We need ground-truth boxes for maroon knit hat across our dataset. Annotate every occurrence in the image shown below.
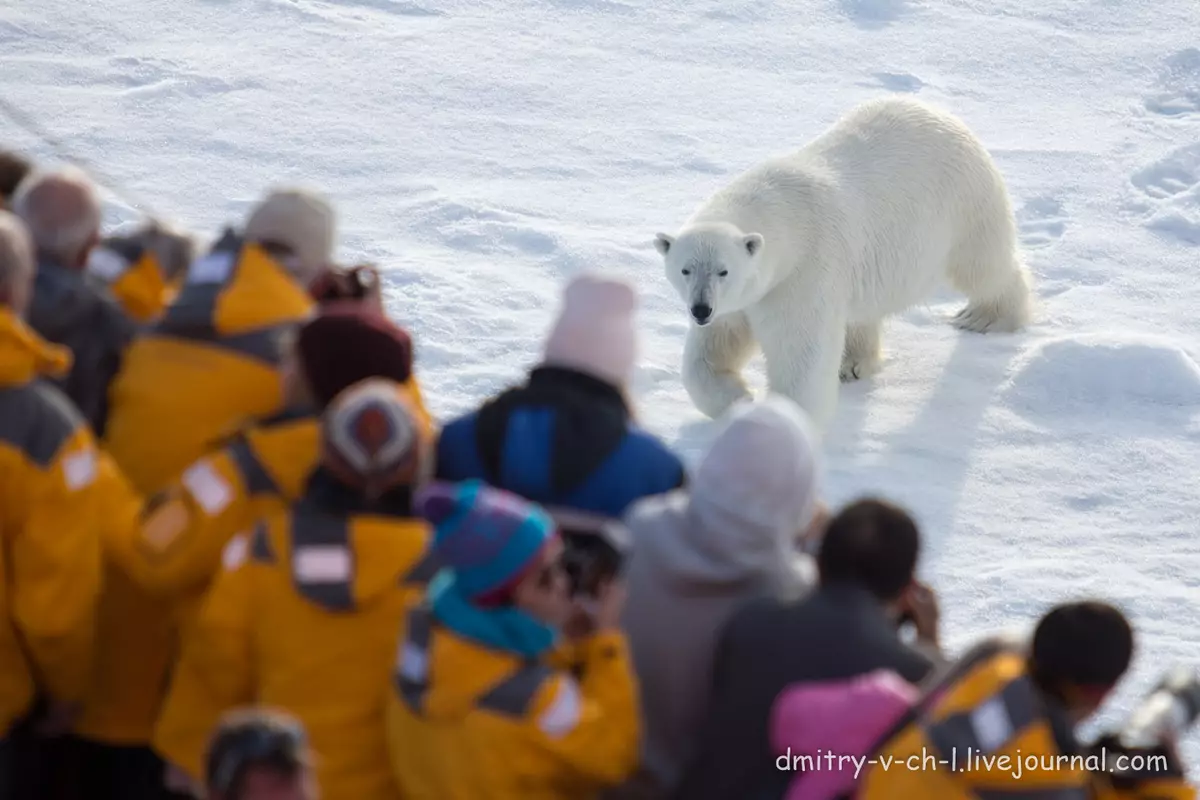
[295,303,414,410]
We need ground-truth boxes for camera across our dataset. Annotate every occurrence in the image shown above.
[1118,667,1200,749]
[310,264,379,304]
[546,507,631,598]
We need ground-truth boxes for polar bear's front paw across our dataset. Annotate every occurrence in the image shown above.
[839,353,883,382]
[684,370,753,419]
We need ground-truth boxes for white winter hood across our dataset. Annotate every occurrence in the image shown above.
[630,394,822,588]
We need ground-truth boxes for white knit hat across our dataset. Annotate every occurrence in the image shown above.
[542,272,639,388]
[244,188,336,283]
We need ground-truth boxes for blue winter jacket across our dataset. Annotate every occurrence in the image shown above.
[435,366,685,518]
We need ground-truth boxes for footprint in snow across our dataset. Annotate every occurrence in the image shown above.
[858,72,925,93]
[1016,197,1067,250]
[837,0,911,30]
[1130,144,1200,246]
[1131,143,1200,200]
[1144,48,1200,118]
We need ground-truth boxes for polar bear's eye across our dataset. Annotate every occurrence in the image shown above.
[682,269,691,276]
[718,270,729,277]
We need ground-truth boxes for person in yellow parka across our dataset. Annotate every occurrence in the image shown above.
[155,377,436,800]
[386,479,642,800]
[104,187,333,492]
[86,219,197,324]
[105,303,431,639]
[857,600,1195,800]
[0,212,104,796]
[76,188,331,793]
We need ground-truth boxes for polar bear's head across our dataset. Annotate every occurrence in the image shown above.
[653,222,764,326]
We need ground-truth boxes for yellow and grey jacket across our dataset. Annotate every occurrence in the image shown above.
[858,638,1197,800]
[104,229,315,495]
[105,378,432,637]
[385,606,641,800]
[88,235,181,324]
[0,309,104,735]
[154,480,434,800]
[79,231,315,746]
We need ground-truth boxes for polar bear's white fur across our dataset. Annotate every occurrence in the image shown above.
[654,96,1032,427]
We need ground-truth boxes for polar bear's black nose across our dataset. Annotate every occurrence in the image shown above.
[691,303,713,324]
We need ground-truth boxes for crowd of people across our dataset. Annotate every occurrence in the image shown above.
[0,147,1194,800]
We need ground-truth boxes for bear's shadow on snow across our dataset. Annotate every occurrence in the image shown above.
[828,328,1021,562]
[886,333,1019,557]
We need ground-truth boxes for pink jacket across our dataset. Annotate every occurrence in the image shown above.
[770,669,918,800]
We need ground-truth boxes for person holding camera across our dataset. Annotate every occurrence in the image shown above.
[386,479,641,800]
[434,272,685,520]
[674,498,941,800]
[858,600,1195,800]
[154,377,435,800]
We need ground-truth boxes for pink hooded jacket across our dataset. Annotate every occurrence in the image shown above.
[770,669,918,800]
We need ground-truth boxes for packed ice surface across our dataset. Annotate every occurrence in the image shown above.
[4,0,1200,769]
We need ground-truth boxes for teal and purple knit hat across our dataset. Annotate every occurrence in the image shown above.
[414,480,558,606]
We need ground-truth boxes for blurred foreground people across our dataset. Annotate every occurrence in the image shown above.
[203,709,317,800]
[0,150,32,210]
[386,479,641,799]
[73,188,331,799]
[157,378,433,800]
[104,186,333,491]
[610,394,824,799]
[13,166,136,436]
[674,498,940,800]
[435,272,685,517]
[88,219,197,323]
[0,211,104,798]
[859,600,1195,800]
[106,304,427,638]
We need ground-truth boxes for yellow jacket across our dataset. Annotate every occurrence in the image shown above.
[0,309,104,733]
[154,486,434,800]
[89,242,179,324]
[79,233,315,746]
[385,606,641,800]
[106,405,320,632]
[858,639,1197,800]
[104,231,315,494]
[105,378,432,638]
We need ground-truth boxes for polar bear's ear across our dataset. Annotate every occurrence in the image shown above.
[653,233,674,256]
[743,233,764,257]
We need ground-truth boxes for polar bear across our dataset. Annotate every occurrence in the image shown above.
[654,96,1032,427]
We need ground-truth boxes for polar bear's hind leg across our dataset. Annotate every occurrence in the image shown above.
[946,212,1033,334]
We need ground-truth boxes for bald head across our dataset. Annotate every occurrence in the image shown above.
[0,211,36,317]
[12,166,102,269]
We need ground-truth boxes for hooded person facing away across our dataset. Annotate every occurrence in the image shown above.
[155,377,435,800]
[434,272,685,519]
[608,394,823,800]
[69,188,330,797]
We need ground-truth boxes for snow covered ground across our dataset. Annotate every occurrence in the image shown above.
[5,0,1200,769]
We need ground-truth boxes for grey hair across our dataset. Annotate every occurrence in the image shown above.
[0,210,35,303]
[11,165,102,266]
